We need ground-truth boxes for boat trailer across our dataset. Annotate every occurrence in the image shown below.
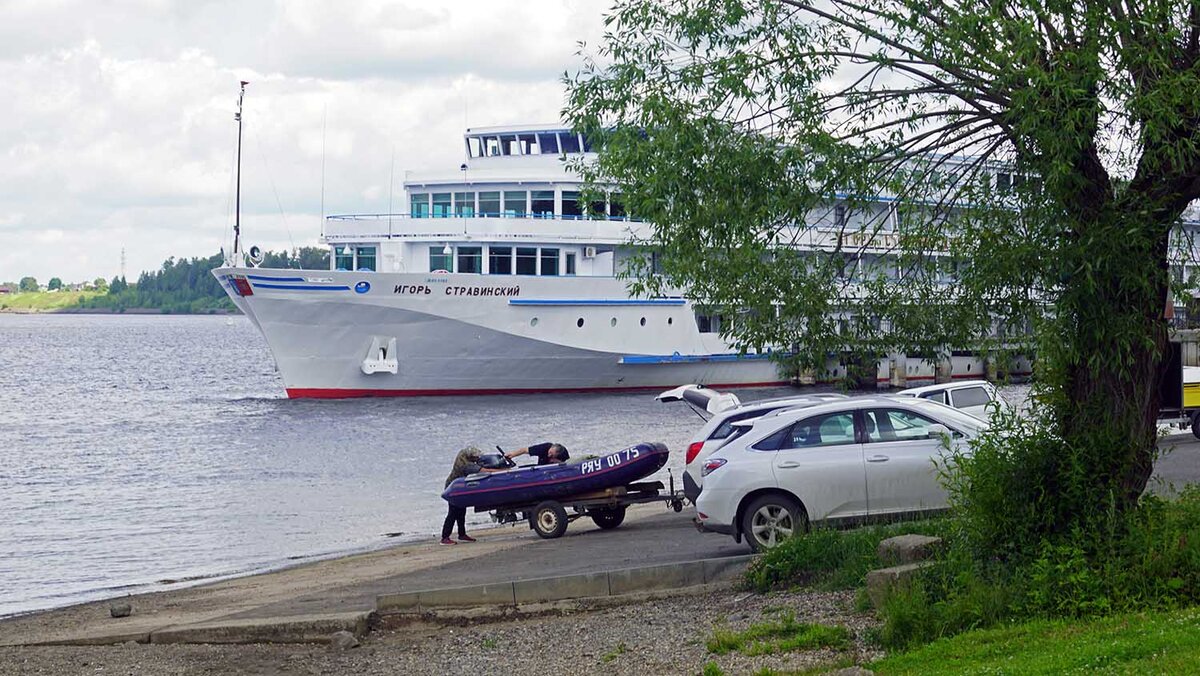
[481,473,686,539]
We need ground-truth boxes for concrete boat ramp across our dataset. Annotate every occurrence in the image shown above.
[0,507,753,647]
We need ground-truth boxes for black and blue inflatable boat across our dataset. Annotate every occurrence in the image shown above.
[442,442,670,510]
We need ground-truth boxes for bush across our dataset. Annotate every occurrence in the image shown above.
[744,520,945,593]
[876,487,1200,650]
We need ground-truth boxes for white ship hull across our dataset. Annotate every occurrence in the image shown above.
[215,266,786,398]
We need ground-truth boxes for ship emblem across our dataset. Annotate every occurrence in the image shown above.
[354,281,371,294]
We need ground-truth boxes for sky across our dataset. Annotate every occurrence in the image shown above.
[0,0,611,284]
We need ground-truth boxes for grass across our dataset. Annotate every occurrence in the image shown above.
[600,642,628,663]
[870,606,1200,675]
[0,290,104,311]
[706,613,851,656]
[743,519,945,592]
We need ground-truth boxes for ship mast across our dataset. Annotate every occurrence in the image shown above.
[233,81,248,263]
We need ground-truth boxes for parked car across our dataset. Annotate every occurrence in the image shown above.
[895,379,1010,420]
[694,396,987,552]
[656,385,847,504]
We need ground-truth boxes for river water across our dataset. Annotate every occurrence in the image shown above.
[1,313,773,617]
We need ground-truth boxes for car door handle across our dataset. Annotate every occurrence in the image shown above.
[867,455,889,463]
[777,461,801,469]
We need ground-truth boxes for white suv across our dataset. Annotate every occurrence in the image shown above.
[657,385,847,504]
[694,396,986,552]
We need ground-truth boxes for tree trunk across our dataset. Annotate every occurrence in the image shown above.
[1052,216,1169,523]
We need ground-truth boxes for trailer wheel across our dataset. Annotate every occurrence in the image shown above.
[1192,412,1200,440]
[590,506,627,530]
[532,501,569,539]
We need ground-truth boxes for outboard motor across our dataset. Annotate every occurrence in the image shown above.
[476,452,510,470]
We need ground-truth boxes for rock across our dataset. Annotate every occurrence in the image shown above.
[876,534,942,565]
[109,603,132,618]
[866,562,936,609]
[824,667,875,676]
[328,630,360,651]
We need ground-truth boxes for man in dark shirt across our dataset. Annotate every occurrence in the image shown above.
[505,442,570,465]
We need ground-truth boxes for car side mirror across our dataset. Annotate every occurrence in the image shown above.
[926,424,952,442]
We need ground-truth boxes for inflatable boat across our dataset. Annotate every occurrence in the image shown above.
[442,442,670,510]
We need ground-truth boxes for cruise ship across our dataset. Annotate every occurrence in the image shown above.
[213,124,796,397]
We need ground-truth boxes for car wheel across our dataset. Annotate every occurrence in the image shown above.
[532,501,569,539]
[590,506,626,530]
[740,494,806,553]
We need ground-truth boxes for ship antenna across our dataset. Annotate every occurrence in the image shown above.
[234,80,248,263]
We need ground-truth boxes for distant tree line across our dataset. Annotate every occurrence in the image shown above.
[71,247,330,314]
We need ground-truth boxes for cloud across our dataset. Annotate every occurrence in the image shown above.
[0,0,609,283]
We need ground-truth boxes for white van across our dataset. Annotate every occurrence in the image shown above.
[895,380,1009,420]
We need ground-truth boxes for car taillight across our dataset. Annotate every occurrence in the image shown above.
[701,458,727,477]
[685,441,705,465]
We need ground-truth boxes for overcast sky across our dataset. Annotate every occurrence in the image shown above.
[0,0,610,283]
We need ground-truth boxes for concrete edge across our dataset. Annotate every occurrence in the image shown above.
[149,610,373,645]
[377,554,757,614]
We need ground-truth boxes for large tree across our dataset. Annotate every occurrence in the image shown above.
[569,0,1200,532]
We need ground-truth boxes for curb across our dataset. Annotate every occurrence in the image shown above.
[25,611,374,647]
[377,554,756,613]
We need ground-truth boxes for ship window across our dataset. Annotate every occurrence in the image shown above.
[531,191,554,219]
[518,133,538,154]
[834,204,847,227]
[454,192,474,217]
[610,193,626,219]
[467,137,482,158]
[335,246,354,271]
[429,246,452,273]
[561,191,583,219]
[640,317,646,326]
[540,248,559,276]
[410,193,430,218]
[457,246,482,274]
[565,252,576,275]
[489,246,512,274]
[355,246,376,272]
[432,193,452,218]
[589,197,606,219]
[560,133,581,154]
[537,132,559,154]
[503,190,527,217]
[484,137,501,156]
[500,134,519,156]
[610,317,617,327]
[577,318,585,328]
[581,133,595,152]
[479,191,500,216]
[516,247,538,275]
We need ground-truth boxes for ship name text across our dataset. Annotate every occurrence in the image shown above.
[394,284,521,297]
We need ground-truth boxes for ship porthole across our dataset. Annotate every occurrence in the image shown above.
[577,318,585,328]
[531,317,539,327]
[610,317,617,327]
[668,317,673,325]
[639,317,646,326]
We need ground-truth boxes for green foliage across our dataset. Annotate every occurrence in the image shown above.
[18,276,37,292]
[870,606,1200,675]
[706,613,850,656]
[701,662,725,676]
[744,521,944,593]
[47,277,62,291]
[876,488,1200,649]
[600,641,628,663]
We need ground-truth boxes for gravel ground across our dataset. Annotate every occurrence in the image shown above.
[0,587,882,675]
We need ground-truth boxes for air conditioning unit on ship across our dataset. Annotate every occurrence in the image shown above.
[583,246,597,258]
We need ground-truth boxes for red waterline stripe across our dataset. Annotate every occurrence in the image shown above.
[286,381,791,399]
